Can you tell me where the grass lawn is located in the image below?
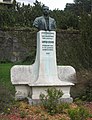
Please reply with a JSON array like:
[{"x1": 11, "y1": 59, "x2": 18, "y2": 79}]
[
  {"x1": 0, "y1": 63, "x2": 15, "y2": 114},
  {"x1": 0, "y1": 63, "x2": 14, "y2": 92}
]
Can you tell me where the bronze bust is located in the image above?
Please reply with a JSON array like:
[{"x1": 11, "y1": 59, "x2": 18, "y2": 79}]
[{"x1": 33, "y1": 6, "x2": 56, "y2": 31}]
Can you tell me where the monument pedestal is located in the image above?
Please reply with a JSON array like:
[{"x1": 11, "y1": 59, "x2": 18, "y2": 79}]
[
  {"x1": 31, "y1": 86, "x2": 73, "y2": 103},
  {"x1": 11, "y1": 31, "x2": 76, "y2": 103}
]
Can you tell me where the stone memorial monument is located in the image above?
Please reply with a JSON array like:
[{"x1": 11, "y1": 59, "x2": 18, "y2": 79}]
[{"x1": 11, "y1": 6, "x2": 76, "y2": 103}]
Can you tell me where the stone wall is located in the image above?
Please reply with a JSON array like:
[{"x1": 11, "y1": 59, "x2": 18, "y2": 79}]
[
  {"x1": 0, "y1": 28, "x2": 36, "y2": 62},
  {"x1": 0, "y1": 28, "x2": 80, "y2": 68},
  {"x1": 56, "y1": 30, "x2": 80, "y2": 69}
]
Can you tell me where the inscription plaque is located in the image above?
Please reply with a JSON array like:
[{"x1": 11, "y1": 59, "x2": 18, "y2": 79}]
[{"x1": 41, "y1": 32, "x2": 55, "y2": 55}]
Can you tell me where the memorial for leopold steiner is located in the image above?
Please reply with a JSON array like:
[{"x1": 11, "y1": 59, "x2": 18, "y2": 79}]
[{"x1": 11, "y1": 6, "x2": 76, "y2": 103}]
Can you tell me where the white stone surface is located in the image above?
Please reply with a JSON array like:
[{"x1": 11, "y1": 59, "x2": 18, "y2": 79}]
[
  {"x1": 11, "y1": 65, "x2": 33, "y2": 85},
  {"x1": 11, "y1": 31, "x2": 76, "y2": 102},
  {"x1": 58, "y1": 66, "x2": 76, "y2": 83},
  {"x1": 11, "y1": 65, "x2": 76, "y2": 85},
  {"x1": 31, "y1": 86, "x2": 71, "y2": 100},
  {"x1": 30, "y1": 31, "x2": 74, "y2": 86},
  {"x1": 15, "y1": 85, "x2": 30, "y2": 100}
]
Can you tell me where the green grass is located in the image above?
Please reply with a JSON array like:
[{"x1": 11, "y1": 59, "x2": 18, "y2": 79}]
[
  {"x1": 0, "y1": 63, "x2": 16, "y2": 113},
  {"x1": 0, "y1": 63, "x2": 15, "y2": 92}
]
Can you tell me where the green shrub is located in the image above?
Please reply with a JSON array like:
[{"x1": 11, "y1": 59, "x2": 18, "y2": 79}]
[
  {"x1": 20, "y1": 111, "x2": 27, "y2": 118},
  {"x1": 0, "y1": 63, "x2": 15, "y2": 114},
  {"x1": 82, "y1": 81, "x2": 92, "y2": 102},
  {"x1": 68, "y1": 106, "x2": 89, "y2": 120},
  {"x1": 77, "y1": 79, "x2": 92, "y2": 102},
  {"x1": 40, "y1": 87, "x2": 63, "y2": 115}
]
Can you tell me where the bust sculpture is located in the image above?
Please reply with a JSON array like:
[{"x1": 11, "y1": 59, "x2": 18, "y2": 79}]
[{"x1": 33, "y1": 6, "x2": 56, "y2": 31}]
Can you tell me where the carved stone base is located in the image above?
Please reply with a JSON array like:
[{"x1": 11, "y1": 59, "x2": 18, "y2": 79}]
[
  {"x1": 27, "y1": 86, "x2": 73, "y2": 105},
  {"x1": 14, "y1": 85, "x2": 73, "y2": 103},
  {"x1": 29, "y1": 86, "x2": 73, "y2": 104},
  {"x1": 31, "y1": 86, "x2": 71, "y2": 99},
  {"x1": 15, "y1": 85, "x2": 30, "y2": 100}
]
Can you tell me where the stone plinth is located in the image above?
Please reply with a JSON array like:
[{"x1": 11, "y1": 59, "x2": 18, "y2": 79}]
[{"x1": 11, "y1": 31, "x2": 76, "y2": 103}]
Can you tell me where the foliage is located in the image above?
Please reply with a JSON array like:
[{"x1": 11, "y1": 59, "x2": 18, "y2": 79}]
[
  {"x1": 0, "y1": 0, "x2": 92, "y2": 31},
  {"x1": 65, "y1": 0, "x2": 92, "y2": 15},
  {"x1": 0, "y1": 101, "x2": 92, "y2": 120},
  {"x1": 74, "y1": 0, "x2": 92, "y2": 13},
  {"x1": 22, "y1": 51, "x2": 35, "y2": 64},
  {"x1": 0, "y1": 89, "x2": 15, "y2": 114},
  {"x1": 51, "y1": 10, "x2": 79, "y2": 29},
  {"x1": 79, "y1": 79, "x2": 92, "y2": 102},
  {"x1": 0, "y1": 0, "x2": 43, "y2": 28},
  {"x1": 78, "y1": 13, "x2": 92, "y2": 69},
  {"x1": 0, "y1": 0, "x2": 79, "y2": 29},
  {"x1": 68, "y1": 106, "x2": 89, "y2": 120},
  {"x1": 40, "y1": 87, "x2": 63, "y2": 115},
  {"x1": 84, "y1": 82, "x2": 92, "y2": 101},
  {"x1": 0, "y1": 63, "x2": 15, "y2": 114},
  {"x1": 20, "y1": 111, "x2": 27, "y2": 118},
  {"x1": 0, "y1": 63, "x2": 14, "y2": 91}
]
